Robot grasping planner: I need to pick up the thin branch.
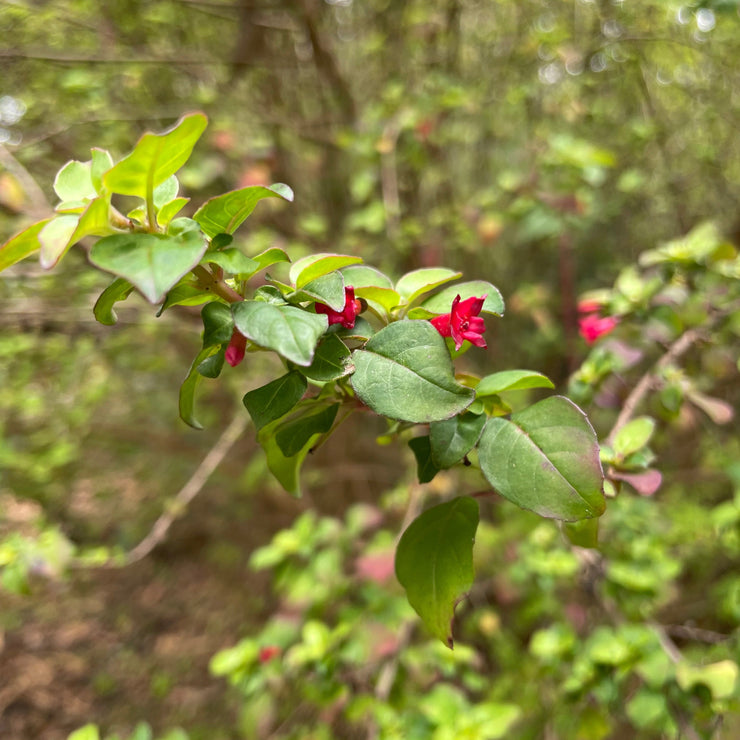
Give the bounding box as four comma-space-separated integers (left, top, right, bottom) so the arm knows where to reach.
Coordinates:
84, 412, 249, 568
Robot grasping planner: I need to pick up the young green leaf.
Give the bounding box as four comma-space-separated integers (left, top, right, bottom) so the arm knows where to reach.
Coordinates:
0, 219, 50, 272
395, 496, 479, 647
89, 226, 208, 304
475, 369, 554, 397
103, 112, 208, 198
422, 280, 505, 316
289, 252, 363, 289
90, 148, 114, 193
53, 160, 96, 202
243, 372, 307, 430
193, 183, 294, 238
395, 267, 462, 305
478, 396, 605, 521
350, 320, 475, 423
613, 417, 656, 458
38, 215, 79, 269
232, 301, 328, 366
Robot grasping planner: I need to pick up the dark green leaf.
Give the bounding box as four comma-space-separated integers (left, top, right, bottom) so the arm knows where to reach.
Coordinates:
93, 277, 134, 325
301, 334, 352, 382
242, 372, 307, 430
430, 412, 487, 468
232, 301, 328, 366
289, 271, 346, 310
193, 183, 293, 238
201, 301, 234, 347
179, 346, 220, 429
210, 233, 233, 250
408, 436, 440, 483
475, 370, 554, 397
275, 403, 339, 457
422, 280, 505, 317
89, 227, 207, 304
395, 496, 479, 647
103, 112, 208, 198
478, 396, 605, 521
197, 348, 225, 378
202, 248, 259, 275
563, 518, 600, 549
350, 321, 475, 422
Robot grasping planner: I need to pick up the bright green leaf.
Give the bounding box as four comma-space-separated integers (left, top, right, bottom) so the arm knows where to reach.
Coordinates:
201, 248, 259, 275
563, 517, 600, 549
478, 396, 605, 521
38, 215, 79, 269
0, 219, 50, 272
193, 183, 293, 238
430, 412, 487, 468
475, 370, 554, 396
232, 301, 328, 366
90, 148, 113, 193
395, 267, 462, 305
103, 112, 208, 198
676, 660, 738, 700
395, 496, 479, 647
252, 247, 290, 273
67, 725, 101, 740
157, 282, 214, 315
93, 277, 134, 325
613, 417, 656, 458
89, 226, 207, 303
350, 321, 475, 423
153, 175, 178, 207
243, 372, 307, 430
422, 280, 505, 316
53, 160, 96, 202
157, 197, 189, 226
289, 252, 363, 289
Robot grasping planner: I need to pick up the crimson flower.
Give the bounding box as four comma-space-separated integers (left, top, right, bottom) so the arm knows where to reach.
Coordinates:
258, 645, 280, 664
430, 294, 488, 351
578, 313, 619, 344
225, 328, 247, 367
315, 286, 362, 329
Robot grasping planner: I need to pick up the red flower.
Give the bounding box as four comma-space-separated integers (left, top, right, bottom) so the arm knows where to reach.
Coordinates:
315, 286, 362, 329
258, 645, 280, 664
578, 313, 618, 344
430, 294, 487, 351
225, 329, 247, 367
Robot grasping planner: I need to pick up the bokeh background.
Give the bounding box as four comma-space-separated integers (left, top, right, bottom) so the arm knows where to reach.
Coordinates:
1, 1, 739, 738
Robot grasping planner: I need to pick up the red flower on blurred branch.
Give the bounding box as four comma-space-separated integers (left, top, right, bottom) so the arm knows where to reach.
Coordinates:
577, 299, 618, 344
430, 294, 488, 351
315, 286, 363, 329
225, 329, 247, 367
258, 645, 280, 664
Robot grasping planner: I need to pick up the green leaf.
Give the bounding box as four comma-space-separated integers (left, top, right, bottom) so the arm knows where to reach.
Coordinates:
408, 435, 440, 483
301, 334, 352, 382
157, 197, 189, 226
289, 252, 363, 289
275, 403, 339, 457
197, 348, 225, 378
563, 517, 600, 549
252, 247, 290, 273
90, 148, 113, 193
395, 267, 462, 304
103, 112, 208, 198
201, 302, 234, 347
38, 215, 79, 269
476, 370, 554, 396
193, 183, 293, 238
478, 396, 605, 521
153, 175, 178, 206
232, 301, 328, 366
430, 412, 487, 468
422, 280, 505, 316
613, 417, 656, 458
676, 660, 738, 700
202, 248, 259, 275
67, 725, 101, 740
341, 264, 393, 289
53, 160, 96, 202
93, 277, 135, 325
350, 321, 475, 423
243, 372, 307, 430
0, 219, 50, 272
395, 496, 479, 647
89, 225, 207, 303
289, 271, 346, 310
179, 346, 220, 429
353, 286, 400, 315
157, 282, 214, 315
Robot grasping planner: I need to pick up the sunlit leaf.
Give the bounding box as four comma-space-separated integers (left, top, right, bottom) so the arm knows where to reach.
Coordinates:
289, 252, 363, 289
475, 370, 554, 396
53, 160, 96, 202
422, 280, 505, 316
395, 267, 462, 305
0, 219, 50, 272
